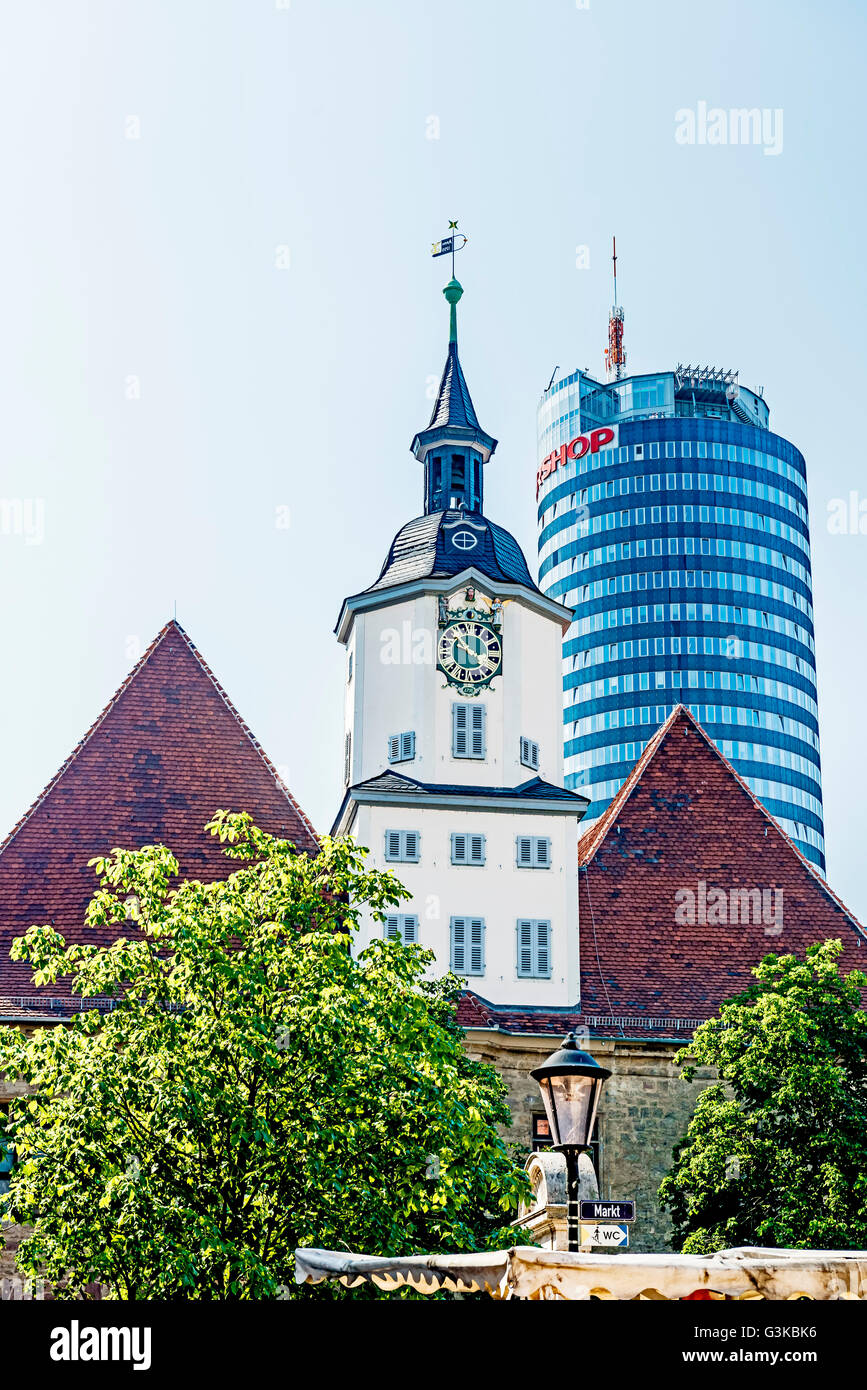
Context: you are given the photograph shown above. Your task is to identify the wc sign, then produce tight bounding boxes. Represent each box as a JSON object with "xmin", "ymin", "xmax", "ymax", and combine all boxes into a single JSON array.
[{"xmin": 536, "ymin": 424, "xmax": 618, "ymax": 498}]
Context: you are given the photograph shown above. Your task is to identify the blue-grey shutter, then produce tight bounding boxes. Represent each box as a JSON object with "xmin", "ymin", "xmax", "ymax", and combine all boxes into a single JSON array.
[
  {"xmin": 469, "ymin": 834, "xmax": 485, "ymax": 865},
  {"xmin": 401, "ymin": 731, "xmax": 416, "ymax": 760},
  {"xmin": 470, "ymin": 704, "xmax": 485, "ymax": 757},
  {"xmin": 403, "ymin": 915, "xmax": 419, "ymax": 944},
  {"xmin": 344, "ymin": 731, "xmax": 351, "ymax": 784},
  {"xmin": 450, "ymin": 917, "xmax": 466, "ymax": 972},
  {"xmin": 385, "ymin": 915, "xmax": 400, "ymax": 941},
  {"xmin": 387, "ymin": 735, "xmax": 400, "ymax": 763},
  {"xmin": 451, "ymin": 833, "xmax": 467, "ymax": 865},
  {"xmin": 535, "ymin": 920, "xmax": 551, "ymax": 977},
  {"xmin": 403, "ymin": 831, "xmax": 420, "ymax": 862},
  {"xmin": 468, "ymin": 918, "xmax": 485, "ymax": 975},
  {"xmin": 516, "ymin": 919, "xmax": 534, "ymax": 976},
  {"xmin": 516, "ymin": 836, "xmax": 534, "ymax": 867},
  {"xmin": 385, "ymin": 830, "xmax": 401, "ymax": 861},
  {"xmin": 521, "ymin": 736, "xmax": 538, "ymax": 769},
  {"xmin": 452, "ymin": 704, "xmax": 468, "ymax": 756},
  {"xmin": 534, "ymin": 837, "xmax": 552, "ymax": 868}
]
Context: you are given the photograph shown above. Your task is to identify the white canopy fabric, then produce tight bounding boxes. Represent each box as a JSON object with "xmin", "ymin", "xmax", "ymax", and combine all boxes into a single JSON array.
[{"xmin": 295, "ymin": 1245, "xmax": 867, "ymax": 1300}]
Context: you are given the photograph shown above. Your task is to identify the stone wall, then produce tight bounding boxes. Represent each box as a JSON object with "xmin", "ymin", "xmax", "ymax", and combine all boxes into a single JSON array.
[{"xmin": 465, "ymin": 1029, "xmax": 717, "ymax": 1253}]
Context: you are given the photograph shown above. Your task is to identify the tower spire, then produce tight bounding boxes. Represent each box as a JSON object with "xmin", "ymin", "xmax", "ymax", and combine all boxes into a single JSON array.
[
  {"xmin": 411, "ymin": 245, "xmax": 497, "ymax": 516},
  {"xmin": 445, "ymin": 275, "xmax": 462, "ymax": 344}
]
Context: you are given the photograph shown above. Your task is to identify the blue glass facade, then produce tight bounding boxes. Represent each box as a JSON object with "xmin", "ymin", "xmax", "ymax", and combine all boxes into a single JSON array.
[{"xmin": 536, "ymin": 369, "xmax": 825, "ymax": 869}]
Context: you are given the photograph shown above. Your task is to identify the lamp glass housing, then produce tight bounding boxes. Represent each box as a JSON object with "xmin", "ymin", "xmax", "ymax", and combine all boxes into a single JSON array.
[{"xmin": 537, "ymin": 1072, "xmax": 603, "ymax": 1150}]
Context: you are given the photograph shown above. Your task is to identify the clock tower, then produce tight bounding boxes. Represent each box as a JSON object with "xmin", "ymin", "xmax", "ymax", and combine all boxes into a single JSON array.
[{"xmin": 332, "ymin": 277, "xmax": 589, "ymax": 1007}]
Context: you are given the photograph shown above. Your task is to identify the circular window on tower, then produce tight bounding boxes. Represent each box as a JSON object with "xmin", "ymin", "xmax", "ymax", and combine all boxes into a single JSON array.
[{"xmin": 451, "ymin": 529, "xmax": 478, "ymax": 551}]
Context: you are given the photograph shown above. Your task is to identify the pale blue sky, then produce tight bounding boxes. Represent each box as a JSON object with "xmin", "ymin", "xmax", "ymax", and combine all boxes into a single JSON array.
[{"xmin": 1, "ymin": 0, "xmax": 865, "ymax": 917}]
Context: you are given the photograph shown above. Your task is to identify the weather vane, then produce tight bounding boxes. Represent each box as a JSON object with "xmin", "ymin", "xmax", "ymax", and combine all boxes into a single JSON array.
[{"xmin": 431, "ymin": 220, "xmax": 468, "ymax": 278}]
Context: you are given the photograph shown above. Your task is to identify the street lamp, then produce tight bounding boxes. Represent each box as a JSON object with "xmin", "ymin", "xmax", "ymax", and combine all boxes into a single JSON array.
[{"xmin": 531, "ymin": 1032, "xmax": 610, "ymax": 1253}]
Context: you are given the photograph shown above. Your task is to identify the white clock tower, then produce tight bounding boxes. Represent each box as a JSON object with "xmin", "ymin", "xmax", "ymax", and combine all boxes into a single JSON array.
[{"xmin": 332, "ymin": 276, "xmax": 589, "ymax": 1008}]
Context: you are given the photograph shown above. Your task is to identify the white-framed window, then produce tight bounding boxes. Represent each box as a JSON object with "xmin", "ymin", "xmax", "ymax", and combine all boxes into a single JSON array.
[
  {"xmin": 516, "ymin": 919, "xmax": 552, "ymax": 978},
  {"xmin": 384, "ymin": 914, "xmax": 419, "ymax": 945},
  {"xmin": 388, "ymin": 731, "xmax": 416, "ymax": 763},
  {"xmin": 520, "ymin": 737, "xmax": 540, "ymax": 771},
  {"xmin": 452, "ymin": 703, "xmax": 485, "ymax": 759},
  {"xmin": 516, "ymin": 835, "xmax": 552, "ymax": 869},
  {"xmin": 451, "ymin": 833, "xmax": 486, "ymax": 866},
  {"xmin": 384, "ymin": 830, "xmax": 420, "ymax": 863},
  {"xmin": 450, "ymin": 917, "xmax": 485, "ymax": 975}
]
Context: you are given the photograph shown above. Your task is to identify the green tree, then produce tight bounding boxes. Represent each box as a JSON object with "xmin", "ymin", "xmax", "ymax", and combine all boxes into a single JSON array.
[
  {"xmin": 0, "ymin": 813, "xmax": 528, "ymax": 1299},
  {"xmin": 659, "ymin": 939, "xmax": 867, "ymax": 1253}
]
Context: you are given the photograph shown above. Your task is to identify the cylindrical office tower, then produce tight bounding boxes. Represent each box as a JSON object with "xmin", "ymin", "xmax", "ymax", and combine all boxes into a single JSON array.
[{"xmin": 536, "ymin": 365, "xmax": 825, "ymax": 870}]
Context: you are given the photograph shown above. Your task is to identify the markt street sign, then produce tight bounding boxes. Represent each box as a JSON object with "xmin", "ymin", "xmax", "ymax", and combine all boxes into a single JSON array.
[
  {"xmin": 580, "ymin": 1223, "xmax": 629, "ymax": 1248},
  {"xmin": 579, "ymin": 1200, "xmax": 635, "ymax": 1223}
]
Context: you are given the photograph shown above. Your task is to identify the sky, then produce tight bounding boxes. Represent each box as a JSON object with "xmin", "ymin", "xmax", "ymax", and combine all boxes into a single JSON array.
[{"xmin": 1, "ymin": 0, "xmax": 865, "ymax": 918}]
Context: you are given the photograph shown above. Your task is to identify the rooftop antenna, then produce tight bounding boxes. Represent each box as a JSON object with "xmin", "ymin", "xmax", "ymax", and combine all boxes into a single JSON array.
[{"xmin": 604, "ymin": 235, "xmax": 626, "ymax": 382}]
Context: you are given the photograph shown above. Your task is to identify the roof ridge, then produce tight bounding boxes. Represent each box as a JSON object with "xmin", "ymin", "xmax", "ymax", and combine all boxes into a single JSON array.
[
  {"xmin": 577, "ymin": 703, "xmax": 682, "ymax": 864},
  {"xmin": 0, "ymin": 619, "xmax": 318, "ymax": 857},
  {"xmin": 674, "ymin": 706, "xmax": 867, "ymax": 940},
  {"xmin": 579, "ymin": 703, "xmax": 866, "ymax": 941}
]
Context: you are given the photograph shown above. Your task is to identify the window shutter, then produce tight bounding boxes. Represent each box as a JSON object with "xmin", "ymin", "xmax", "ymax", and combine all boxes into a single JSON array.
[
  {"xmin": 469, "ymin": 834, "xmax": 485, "ymax": 865},
  {"xmin": 344, "ymin": 731, "xmax": 351, "ymax": 784},
  {"xmin": 451, "ymin": 833, "xmax": 467, "ymax": 864},
  {"xmin": 535, "ymin": 837, "xmax": 552, "ymax": 868},
  {"xmin": 403, "ymin": 831, "xmax": 419, "ymax": 862},
  {"xmin": 386, "ymin": 914, "xmax": 419, "ymax": 945},
  {"xmin": 470, "ymin": 704, "xmax": 485, "ymax": 757},
  {"xmin": 401, "ymin": 731, "xmax": 416, "ymax": 760},
  {"xmin": 516, "ymin": 836, "xmax": 534, "ymax": 867},
  {"xmin": 517, "ymin": 920, "xmax": 534, "ymax": 976},
  {"xmin": 450, "ymin": 917, "xmax": 466, "ymax": 972},
  {"xmin": 387, "ymin": 735, "xmax": 400, "ymax": 763},
  {"xmin": 452, "ymin": 704, "xmax": 468, "ymax": 756},
  {"xmin": 385, "ymin": 830, "xmax": 401, "ymax": 861},
  {"xmin": 520, "ymin": 736, "xmax": 539, "ymax": 770},
  {"xmin": 469, "ymin": 919, "xmax": 485, "ymax": 975},
  {"xmin": 535, "ymin": 921, "xmax": 551, "ymax": 977}
]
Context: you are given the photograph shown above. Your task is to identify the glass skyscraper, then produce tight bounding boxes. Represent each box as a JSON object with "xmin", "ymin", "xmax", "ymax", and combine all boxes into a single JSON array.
[{"xmin": 536, "ymin": 365, "xmax": 825, "ymax": 870}]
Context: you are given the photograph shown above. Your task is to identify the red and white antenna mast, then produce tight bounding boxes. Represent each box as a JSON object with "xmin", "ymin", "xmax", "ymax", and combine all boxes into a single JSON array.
[{"xmin": 604, "ymin": 236, "xmax": 626, "ymax": 381}]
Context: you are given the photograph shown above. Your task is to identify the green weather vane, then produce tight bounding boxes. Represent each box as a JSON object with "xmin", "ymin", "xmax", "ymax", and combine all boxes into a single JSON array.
[{"xmin": 431, "ymin": 219, "xmax": 468, "ymax": 280}]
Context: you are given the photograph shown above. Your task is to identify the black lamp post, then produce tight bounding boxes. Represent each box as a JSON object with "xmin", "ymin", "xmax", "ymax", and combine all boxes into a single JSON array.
[{"xmin": 531, "ymin": 1032, "xmax": 610, "ymax": 1253}]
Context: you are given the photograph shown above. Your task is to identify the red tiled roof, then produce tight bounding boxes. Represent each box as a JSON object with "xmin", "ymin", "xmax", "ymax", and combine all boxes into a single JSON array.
[
  {"xmin": 0, "ymin": 621, "xmax": 318, "ymax": 1001},
  {"xmin": 461, "ymin": 705, "xmax": 866, "ymax": 1034}
]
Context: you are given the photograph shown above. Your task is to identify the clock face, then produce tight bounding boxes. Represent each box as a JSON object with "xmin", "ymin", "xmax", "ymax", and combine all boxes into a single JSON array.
[{"xmin": 437, "ymin": 620, "xmax": 502, "ymax": 689}]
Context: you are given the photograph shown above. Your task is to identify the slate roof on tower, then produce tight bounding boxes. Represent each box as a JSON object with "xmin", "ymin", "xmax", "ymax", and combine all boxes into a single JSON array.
[
  {"xmin": 363, "ymin": 510, "xmax": 543, "ymax": 596},
  {"xmin": 456, "ymin": 704, "xmax": 866, "ymax": 1038},
  {"xmin": 0, "ymin": 621, "xmax": 318, "ymax": 1014},
  {"xmin": 428, "ymin": 340, "xmax": 484, "ymax": 433}
]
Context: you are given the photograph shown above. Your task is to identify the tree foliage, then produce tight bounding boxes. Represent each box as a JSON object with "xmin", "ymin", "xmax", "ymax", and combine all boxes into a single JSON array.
[
  {"xmin": 0, "ymin": 814, "xmax": 528, "ymax": 1298},
  {"xmin": 659, "ymin": 939, "xmax": 867, "ymax": 1253}
]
